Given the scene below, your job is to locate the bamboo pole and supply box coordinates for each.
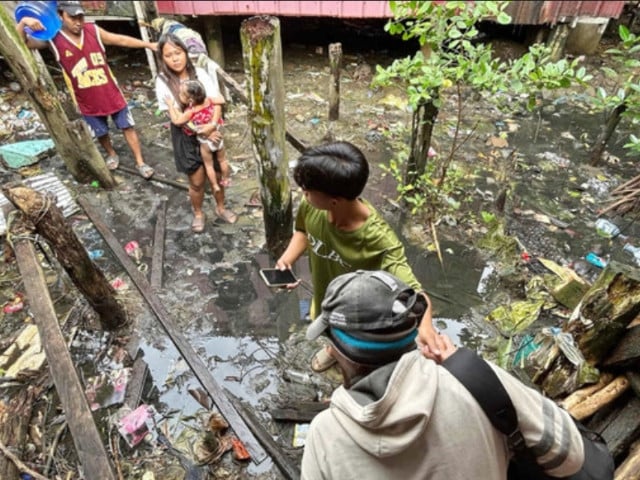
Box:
[133,1,157,77]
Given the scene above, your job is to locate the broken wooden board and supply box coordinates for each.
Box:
[598,396,640,460]
[566,261,640,364]
[604,325,640,369]
[231,393,301,480]
[13,238,116,479]
[271,400,329,423]
[150,200,167,290]
[0,324,46,378]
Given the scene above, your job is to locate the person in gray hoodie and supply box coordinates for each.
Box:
[301,270,585,480]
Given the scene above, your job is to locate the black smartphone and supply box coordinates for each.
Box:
[259,268,298,287]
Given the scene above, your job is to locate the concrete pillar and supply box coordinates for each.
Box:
[565,17,610,55]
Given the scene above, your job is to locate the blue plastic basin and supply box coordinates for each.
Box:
[14,1,61,41]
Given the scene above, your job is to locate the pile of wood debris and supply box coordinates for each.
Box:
[524,260,640,478]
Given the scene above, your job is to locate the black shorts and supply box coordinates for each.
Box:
[170,123,221,174]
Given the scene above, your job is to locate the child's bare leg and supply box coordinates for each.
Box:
[200,144,220,193]
[217,148,231,186]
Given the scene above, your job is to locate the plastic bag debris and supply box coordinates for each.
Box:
[292,423,309,447]
[85,368,131,411]
[3,293,24,313]
[117,404,158,448]
[124,240,142,263]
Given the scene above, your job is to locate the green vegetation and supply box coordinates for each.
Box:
[374,0,590,240]
[590,24,640,165]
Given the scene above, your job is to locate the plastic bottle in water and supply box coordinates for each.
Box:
[595,218,620,238]
[623,243,640,265]
[585,252,607,269]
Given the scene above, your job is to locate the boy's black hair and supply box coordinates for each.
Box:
[181,80,206,105]
[293,141,369,200]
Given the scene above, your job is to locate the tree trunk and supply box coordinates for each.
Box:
[3,185,126,330]
[328,42,342,121]
[406,100,439,187]
[240,16,293,258]
[0,5,116,188]
[590,101,627,166]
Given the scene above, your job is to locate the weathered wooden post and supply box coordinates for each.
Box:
[3,185,126,329]
[0,5,116,188]
[547,23,570,61]
[328,42,342,121]
[240,16,292,258]
[9,215,116,480]
[202,16,226,68]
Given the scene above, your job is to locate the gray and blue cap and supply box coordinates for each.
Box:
[306,270,426,365]
[58,1,85,16]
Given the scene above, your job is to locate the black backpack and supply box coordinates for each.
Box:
[442,348,615,480]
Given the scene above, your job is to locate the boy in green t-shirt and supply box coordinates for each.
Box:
[276,141,443,371]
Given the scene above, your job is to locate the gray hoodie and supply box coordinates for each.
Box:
[301,351,584,480]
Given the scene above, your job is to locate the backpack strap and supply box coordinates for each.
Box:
[442,348,520,438]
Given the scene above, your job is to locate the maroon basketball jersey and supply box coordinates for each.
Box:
[51,23,127,116]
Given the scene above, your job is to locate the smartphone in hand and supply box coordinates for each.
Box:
[259,268,297,288]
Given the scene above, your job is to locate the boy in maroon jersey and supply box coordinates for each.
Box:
[16,1,156,178]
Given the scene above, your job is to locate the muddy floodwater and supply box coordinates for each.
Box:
[1,17,639,479]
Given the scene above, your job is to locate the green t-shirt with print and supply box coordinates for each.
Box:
[295,198,422,318]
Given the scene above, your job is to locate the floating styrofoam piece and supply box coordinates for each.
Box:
[0,171,79,236]
[0,139,55,168]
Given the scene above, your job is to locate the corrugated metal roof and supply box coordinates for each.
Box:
[155,1,625,24]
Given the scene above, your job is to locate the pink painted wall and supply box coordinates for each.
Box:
[155,1,392,18]
[155,1,625,24]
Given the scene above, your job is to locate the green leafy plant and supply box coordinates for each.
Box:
[374,0,590,262]
[589,24,640,164]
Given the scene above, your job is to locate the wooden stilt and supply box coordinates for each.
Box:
[328,43,342,121]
